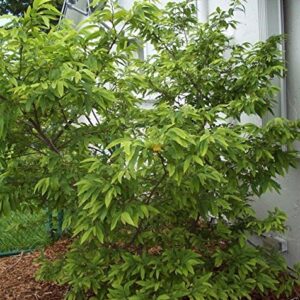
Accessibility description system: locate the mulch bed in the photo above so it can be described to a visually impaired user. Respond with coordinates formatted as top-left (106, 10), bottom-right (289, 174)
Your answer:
top-left (0, 239), bottom-right (70, 300)
top-left (250, 291), bottom-right (300, 300)
top-left (0, 238), bottom-right (300, 300)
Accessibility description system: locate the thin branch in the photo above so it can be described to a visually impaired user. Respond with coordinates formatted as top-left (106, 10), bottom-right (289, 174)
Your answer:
top-left (91, 109), bottom-right (101, 125)
top-left (52, 118), bottom-right (75, 143)
top-left (28, 145), bottom-right (47, 156)
top-left (157, 152), bottom-right (167, 175)
top-left (18, 44), bottom-right (23, 80)
top-left (151, 31), bottom-right (203, 99)
top-left (58, 101), bottom-right (69, 125)
top-left (29, 104), bottom-right (60, 154)
top-left (145, 153), bottom-right (167, 204)
top-left (130, 153), bottom-right (168, 246)
top-left (26, 117), bottom-right (60, 155)
top-left (0, 94), bottom-right (8, 102)
top-left (0, 252), bottom-right (24, 275)
top-left (5, 150), bottom-right (44, 160)
top-left (88, 145), bottom-right (110, 157)
top-left (106, 18), bottom-right (129, 55)
top-left (84, 114), bottom-right (94, 126)
top-left (145, 173), bottom-right (166, 205)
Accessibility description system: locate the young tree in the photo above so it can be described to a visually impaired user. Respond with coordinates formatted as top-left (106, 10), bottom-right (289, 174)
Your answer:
top-left (0, 0), bottom-right (299, 299)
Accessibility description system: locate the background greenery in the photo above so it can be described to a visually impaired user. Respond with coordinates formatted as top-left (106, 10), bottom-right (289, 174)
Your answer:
top-left (0, 0), bottom-right (63, 256)
top-left (0, 0), bottom-right (63, 15)
top-left (0, 211), bottom-right (49, 253)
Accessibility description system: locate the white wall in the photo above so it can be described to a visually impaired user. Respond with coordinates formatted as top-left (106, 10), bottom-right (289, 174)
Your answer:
top-left (0, 17), bottom-right (10, 26)
top-left (257, 0), bottom-right (300, 266)
top-left (210, 0), bottom-right (300, 266)
top-left (63, 0), bottom-right (89, 25)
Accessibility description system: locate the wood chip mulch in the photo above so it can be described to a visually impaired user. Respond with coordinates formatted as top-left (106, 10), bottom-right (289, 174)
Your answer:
top-left (0, 239), bottom-right (70, 300)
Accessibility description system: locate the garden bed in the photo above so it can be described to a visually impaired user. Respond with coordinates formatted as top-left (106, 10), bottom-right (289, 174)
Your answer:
top-left (0, 239), bottom-right (69, 300)
top-left (0, 237), bottom-right (300, 299)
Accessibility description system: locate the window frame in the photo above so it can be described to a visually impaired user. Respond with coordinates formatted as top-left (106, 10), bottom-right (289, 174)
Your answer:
top-left (258, 0), bottom-right (287, 121)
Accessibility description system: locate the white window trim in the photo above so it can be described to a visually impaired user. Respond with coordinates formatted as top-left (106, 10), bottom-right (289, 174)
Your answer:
top-left (258, 0), bottom-right (287, 119)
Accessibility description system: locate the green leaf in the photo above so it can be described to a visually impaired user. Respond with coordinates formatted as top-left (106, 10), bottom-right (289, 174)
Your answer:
top-left (169, 127), bottom-right (189, 140)
top-left (167, 164), bottom-right (176, 176)
top-left (121, 212), bottom-right (137, 227)
top-left (157, 295), bottom-right (170, 300)
top-left (183, 157), bottom-right (192, 173)
top-left (110, 213), bottom-right (120, 230)
top-left (140, 205), bottom-right (149, 218)
top-left (95, 226), bottom-right (104, 243)
top-left (75, 72), bottom-right (82, 83)
top-left (41, 16), bottom-right (50, 27)
top-left (34, 178), bottom-right (50, 196)
top-left (98, 87), bottom-right (116, 102)
top-left (199, 141), bottom-right (208, 157)
top-left (105, 188), bottom-right (114, 208)
top-left (33, 0), bottom-right (51, 9)
top-left (193, 155), bottom-right (204, 166)
top-left (57, 81), bottom-right (64, 97)
top-left (106, 138), bottom-right (129, 149)
top-left (80, 228), bottom-right (93, 244)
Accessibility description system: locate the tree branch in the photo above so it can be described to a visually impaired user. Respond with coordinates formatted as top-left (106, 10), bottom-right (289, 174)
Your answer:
top-left (18, 44), bottom-right (23, 80)
top-left (0, 94), bottom-right (8, 102)
top-left (91, 109), bottom-right (101, 125)
top-left (58, 101), bottom-right (69, 125)
top-left (151, 31), bottom-right (203, 100)
top-left (22, 107), bottom-right (60, 155)
top-left (84, 114), bottom-right (94, 126)
top-left (52, 118), bottom-right (75, 143)
top-left (130, 153), bottom-right (168, 246)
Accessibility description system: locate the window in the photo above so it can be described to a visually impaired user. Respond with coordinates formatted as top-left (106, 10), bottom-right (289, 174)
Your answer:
top-left (61, 0), bottom-right (91, 24)
top-left (259, 0), bottom-right (300, 125)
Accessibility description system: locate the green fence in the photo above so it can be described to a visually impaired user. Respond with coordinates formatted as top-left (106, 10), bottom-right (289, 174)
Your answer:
top-left (0, 210), bottom-right (64, 257)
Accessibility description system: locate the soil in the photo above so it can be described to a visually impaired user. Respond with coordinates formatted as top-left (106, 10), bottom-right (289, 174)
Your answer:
top-left (0, 239), bottom-right (70, 300)
top-left (250, 289), bottom-right (300, 300)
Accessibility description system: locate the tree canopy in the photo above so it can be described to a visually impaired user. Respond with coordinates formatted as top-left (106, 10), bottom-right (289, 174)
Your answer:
top-left (0, 0), bottom-right (63, 15)
top-left (0, 0), bottom-right (300, 299)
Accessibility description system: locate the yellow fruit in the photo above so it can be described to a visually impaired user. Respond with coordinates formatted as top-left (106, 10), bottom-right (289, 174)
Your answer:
top-left (152, 144), bottom-right (162, 152)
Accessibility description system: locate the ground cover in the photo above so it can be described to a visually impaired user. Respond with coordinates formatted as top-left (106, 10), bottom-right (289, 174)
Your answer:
top-left (0, 238), bottom-right (69, 300)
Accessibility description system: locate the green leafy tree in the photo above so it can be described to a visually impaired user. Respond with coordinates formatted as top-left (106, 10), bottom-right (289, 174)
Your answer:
top-left (0, 0), bottom-right (63, 15)
top-left (0, 0), bottom-right (300, 299)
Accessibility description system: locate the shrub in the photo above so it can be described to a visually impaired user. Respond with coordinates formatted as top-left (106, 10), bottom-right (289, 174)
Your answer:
top-left (0, 0), bottom-right (299, 299)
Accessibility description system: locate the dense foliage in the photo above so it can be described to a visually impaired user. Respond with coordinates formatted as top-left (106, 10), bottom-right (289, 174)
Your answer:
top-left (0, 0), bottom-right (63, 15)
top-left (0, 0), bottom-right (300, 299)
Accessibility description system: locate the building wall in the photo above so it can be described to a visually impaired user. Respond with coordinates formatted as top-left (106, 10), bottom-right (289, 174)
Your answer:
top-left (205, 0), bottom-right (300, 266)
top-left (63, 0), bottom-right (89, 24)
top-left (64, 0), bottom-right (300, 266)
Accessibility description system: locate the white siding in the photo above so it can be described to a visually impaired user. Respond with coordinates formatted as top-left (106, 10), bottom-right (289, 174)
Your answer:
top-left (220, 0), bottom-right (300, 266)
